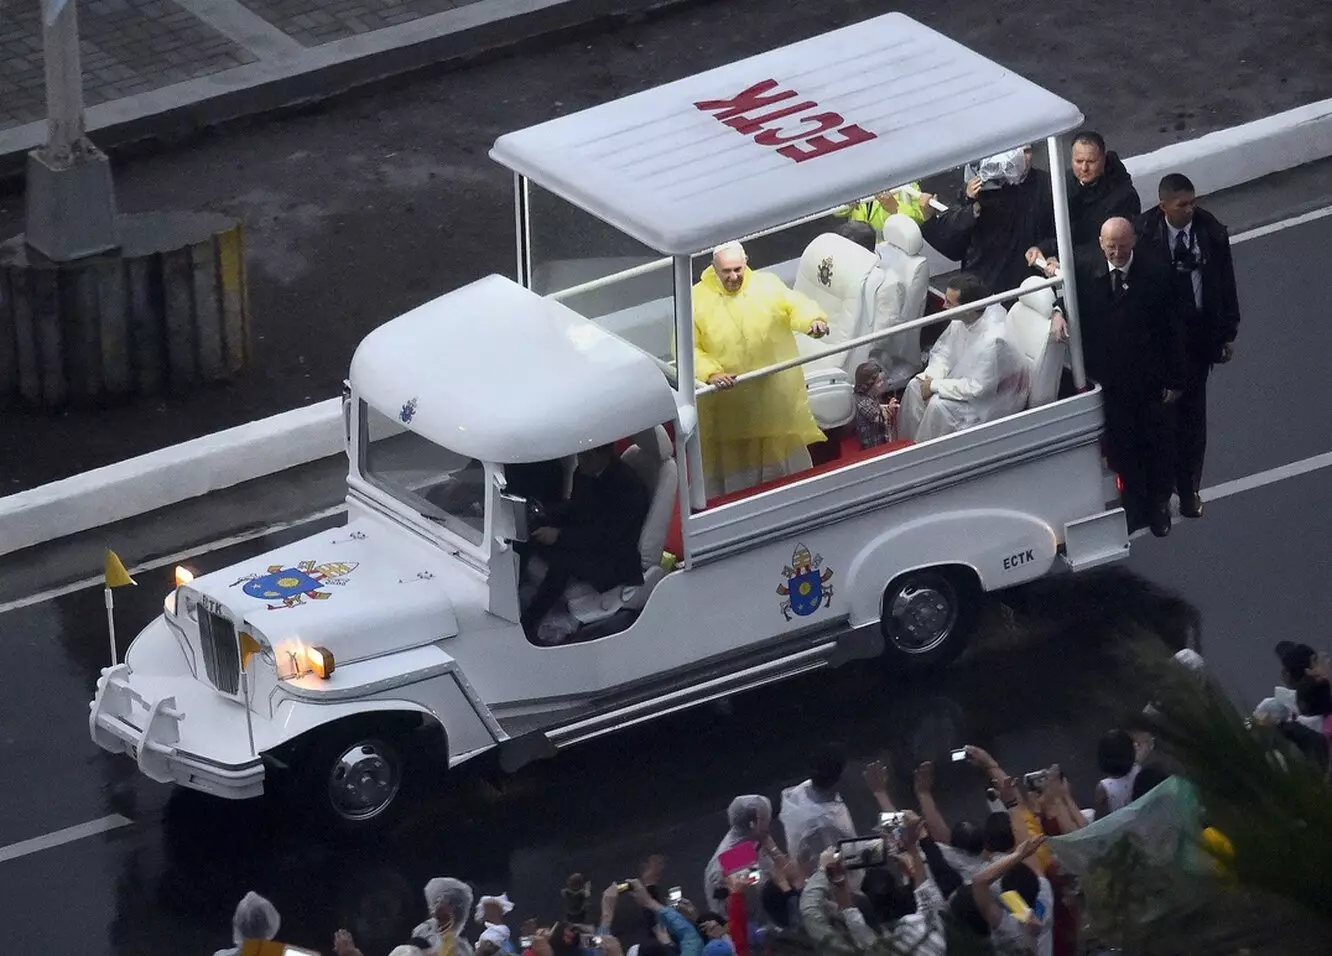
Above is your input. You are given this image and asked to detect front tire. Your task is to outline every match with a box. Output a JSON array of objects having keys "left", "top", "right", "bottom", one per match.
[
  {"left": 302, "top": 722, "right": 410, "bottom": 833},
  {"left": 879, "top": 566, "right": 981, "bottom": 668}
]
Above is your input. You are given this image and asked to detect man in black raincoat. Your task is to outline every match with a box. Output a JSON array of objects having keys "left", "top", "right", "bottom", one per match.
[
  {"left": 1028, "top": 131, "right": 1142, "bottom": 263},
  {"left": 919, "top": 146, "right": 1054, "bottom": 299}
]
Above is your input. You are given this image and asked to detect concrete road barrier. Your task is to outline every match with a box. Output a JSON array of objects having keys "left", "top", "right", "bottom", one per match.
[
  {"left": 1, "top": 97, "right": 1330, "bottom": 557},
  {"left": 0, "top": 398, "right": 343, "bottom": 557},
  {"left": 1123, "top": 98, "right": 1332, "bottom": 212}
]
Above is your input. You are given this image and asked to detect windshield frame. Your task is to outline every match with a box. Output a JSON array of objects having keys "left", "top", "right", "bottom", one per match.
[{"left": 356, "top": 399, "right": 493, "bottom": 555}]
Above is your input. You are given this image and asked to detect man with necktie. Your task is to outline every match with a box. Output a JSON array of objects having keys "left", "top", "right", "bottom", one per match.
[
  {"left": 1136, "top": 174, "right": 1242, "bottom": 518},
  {"left": 1068, "top": 217, "right": 1186, "bottom": 537}
]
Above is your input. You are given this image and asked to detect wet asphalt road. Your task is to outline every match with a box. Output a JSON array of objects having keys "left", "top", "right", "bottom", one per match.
[
  {"left": 3, "top": 0, "right": 1332, "bottom": 490},
  {"left": 2, "top": 208, "right": 1330, "bottom": 954}
]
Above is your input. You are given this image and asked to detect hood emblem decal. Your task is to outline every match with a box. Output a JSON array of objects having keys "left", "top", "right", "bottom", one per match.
[{"left": 230, "top": 559, "right": 361, "bottom": 610}]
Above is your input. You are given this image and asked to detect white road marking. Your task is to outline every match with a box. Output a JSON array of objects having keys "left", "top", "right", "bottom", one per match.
[
  {"left": 1128, "top": 448, "right": 1332, "bottom": 541},
  {"left": 0, "top": 503, "right": 347, "bottom": 616},
  {"left": 0, "top": 813, "right": 133, "bottom": 864},
  {"left": 1204, "top": 449, "right": 1332, "bottom": 501},
  {"left": 1232, "top": 204, "right": 1332, "bottom": 244}
]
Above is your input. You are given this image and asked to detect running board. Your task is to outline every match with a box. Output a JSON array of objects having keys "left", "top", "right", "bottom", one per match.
[{"left": 497, "top": 642, "right": 839, "bottom": 772}]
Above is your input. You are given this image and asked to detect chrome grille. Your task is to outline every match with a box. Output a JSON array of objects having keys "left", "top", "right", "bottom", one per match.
[{"left": 198, "top": 606, "right": 240, "bottom": 694}]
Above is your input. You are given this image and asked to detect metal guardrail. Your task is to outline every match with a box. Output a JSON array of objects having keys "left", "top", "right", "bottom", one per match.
[{"left": 691, "top": 275, "right": 1064, "bottom": 396}]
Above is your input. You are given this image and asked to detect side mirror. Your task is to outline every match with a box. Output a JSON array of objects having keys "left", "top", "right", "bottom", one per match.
[{"left": 499, "top": 492, "right": 528, "bottom": 543}]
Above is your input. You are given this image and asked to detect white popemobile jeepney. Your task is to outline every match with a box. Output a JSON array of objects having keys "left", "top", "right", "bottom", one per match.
[{"left": 89, "top": 13, "right": 1132, "bottom": 828}]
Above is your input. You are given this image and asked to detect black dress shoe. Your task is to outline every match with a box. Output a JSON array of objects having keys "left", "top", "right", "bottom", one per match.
[
  {"left": 1180, "top": 492, "right": 1204, "bottom": 518},
  {"left": 1150, "top": 509, "right": 1172, "bottom": 538}
]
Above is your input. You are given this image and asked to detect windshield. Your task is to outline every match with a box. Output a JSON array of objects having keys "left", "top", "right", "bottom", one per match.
[{"left": 360, "top": 401, "right": 486, "bottom": 545}]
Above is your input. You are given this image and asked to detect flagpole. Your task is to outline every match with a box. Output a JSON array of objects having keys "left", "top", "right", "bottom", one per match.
[
  {"left": 241, "top": 664, "right": 256, "bottom": 756},
  {"left": 104, "top": 586, "right": 118, "bottom": 667}
]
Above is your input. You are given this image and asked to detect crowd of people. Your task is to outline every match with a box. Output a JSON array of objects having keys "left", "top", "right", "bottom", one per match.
[
  {"left": 211, "top": 640, "right": 1332, "bottom": 956},
  {"left": 691, "top": 131, "right": 1242, "bottom": 539}
]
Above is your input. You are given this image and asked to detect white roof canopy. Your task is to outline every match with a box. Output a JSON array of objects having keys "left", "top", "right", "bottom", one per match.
[
  {"left": 350, "top": 275, "right": 678, "bottom": 463},
  {"left": 490, "top": 12, "right": 1084, "bottom": 254}
]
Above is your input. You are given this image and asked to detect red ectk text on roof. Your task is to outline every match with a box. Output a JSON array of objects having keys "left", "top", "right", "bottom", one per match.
[{"left": 693, "top": 79, "right": 878, "bottom": 164}]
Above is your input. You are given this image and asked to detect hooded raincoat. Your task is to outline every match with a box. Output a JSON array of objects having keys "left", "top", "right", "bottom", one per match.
[
  {"left": 415, "top": 878, "right": 477, "bottom": 956},
  {"left": 921, "top": 152, "right": 1054, "bottom": 297},
  {"left": 778, "top": 781, "right": 857, "bottom": 875},
  {"left": 703, "top": 795, "right": 775, "bottom": 905},
  {"left": 898, "top": 304, "right": 1030, "bottom": 442},
  {"left": 690, "top": 267, "right": 827, "bottom": 497},
  {"left": 1037, "top": 151, "right": 1141, "bottom": 257}
]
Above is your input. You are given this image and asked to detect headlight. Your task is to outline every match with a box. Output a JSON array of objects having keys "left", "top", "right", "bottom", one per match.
[
  {"left": 174, "top": 566, "right": 194, "bottom": 587},
  {"left": 274, "top": 640, "right": 335, "bottom": 680},
  {"left": 307, "top": 645, "right": 336, "bottom": 680}
]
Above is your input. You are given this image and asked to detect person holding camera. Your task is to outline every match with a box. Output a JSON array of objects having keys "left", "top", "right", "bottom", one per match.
[
  {"left": 626, "top": 879, "right": 704, "bottom": 956},
  {"left": 798, "top": 811, "right": 946, "bottom": 956}
]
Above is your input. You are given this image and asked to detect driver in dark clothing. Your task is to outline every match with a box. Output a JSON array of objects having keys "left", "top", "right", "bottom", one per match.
[{"left": 520, "top": 444, "right": 650, "bottom": 637}]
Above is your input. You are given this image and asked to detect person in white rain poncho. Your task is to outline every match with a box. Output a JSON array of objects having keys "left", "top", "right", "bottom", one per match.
[
  {"left": 213, "top": 891, "right": 280, "bottom": 956},
  {"left": 703, "top": 794, "right": 776, "bottom": 905},
  {"left": 473, "top": 893, "right": 516, "bottom": 953},
  {"left": 898, "top": 272, "right": 1030, "bottom": 443},
  {"left": 779, "top": 744, "right": 857, "bottom": 877},
  {"left": 413, "top": 877, "right": 476, "bottom": 956}
]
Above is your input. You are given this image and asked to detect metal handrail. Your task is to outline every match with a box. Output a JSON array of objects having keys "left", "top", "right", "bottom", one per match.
[
  {"left": 691, "top": 275, "right": 1065, "bottom": 397},
  {"left": 547, "top": 186, "right": 947, "bottom": 303}
]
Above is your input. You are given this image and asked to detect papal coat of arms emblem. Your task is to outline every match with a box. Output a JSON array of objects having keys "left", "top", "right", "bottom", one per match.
[
  {"left": 817, "top": 256, "right": 834, "bottom": 287},
  {"left": 776, "top": 543, "right": 834, "bottom": 620},
  {"left": 230, "top": 560, "right": 360, "bottom": 610}
]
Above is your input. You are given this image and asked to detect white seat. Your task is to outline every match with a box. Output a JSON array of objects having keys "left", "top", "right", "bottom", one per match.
[
  {"left": 873, "top": 214, "right": 931, "bottom": 389},
  {"left": 791, "top": 233, "right": 893, "bottom": 430},
  {"left": 1004, "top": 276, "right": 1066, "bottom": 409},
  {"left": 566, "top": 426, "right": 677, "bottom": 625}
]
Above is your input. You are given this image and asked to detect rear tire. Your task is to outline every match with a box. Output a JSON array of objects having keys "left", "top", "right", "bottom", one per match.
[{"left": 879, "top": 566, "right": 981, "bottom": 668}]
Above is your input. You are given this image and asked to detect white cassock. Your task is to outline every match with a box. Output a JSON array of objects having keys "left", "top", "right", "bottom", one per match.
[{"left": 898, "top": 303, "right": 1030, "bottom": 441}]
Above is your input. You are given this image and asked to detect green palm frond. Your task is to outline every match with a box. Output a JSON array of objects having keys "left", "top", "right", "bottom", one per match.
[{"left": 1123, "top": 640, "right": 1332, "bottom": 926}]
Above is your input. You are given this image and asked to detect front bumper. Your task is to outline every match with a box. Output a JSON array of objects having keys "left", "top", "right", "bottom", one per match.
[{"left": 89, "top": 663, "right": 266, "bottom": 800}]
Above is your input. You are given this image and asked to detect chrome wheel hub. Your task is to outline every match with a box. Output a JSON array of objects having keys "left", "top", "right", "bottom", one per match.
[
  {"left": 889, "top": 580, "right": 958, "bottom": 654},
  {"left": 327, "top": 741, "right": 401, "bottom": 822}
]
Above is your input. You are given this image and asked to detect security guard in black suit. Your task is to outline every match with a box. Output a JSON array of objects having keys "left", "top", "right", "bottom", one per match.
[
  {"left": 1136, "top": 173, "right": 1241, "bottom": 518},
  {"left": 1070, "top": 217, "right": 1186, "bottom": 537}
]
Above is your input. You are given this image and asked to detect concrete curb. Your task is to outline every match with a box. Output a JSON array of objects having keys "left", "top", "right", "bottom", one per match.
[
  {"left": 1122, "top": 98, "right": 1332, "bottom": 212},
  {"left": 0, "top": 0, "right": 706, "bottom": 178},
  {"left": 0, "top": 398, "right": 342, "bottom": 557},
  {"left": 1, "top": 97, "right": 1330, "bottom": 558}
]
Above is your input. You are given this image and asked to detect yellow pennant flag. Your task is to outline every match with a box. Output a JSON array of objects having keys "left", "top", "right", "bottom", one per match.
[
  {"left": 104, "top": 550, "right": 136, "bottom": 588},
  {"left": 239, "top": 632, "right": 264, "bottom": 669}
]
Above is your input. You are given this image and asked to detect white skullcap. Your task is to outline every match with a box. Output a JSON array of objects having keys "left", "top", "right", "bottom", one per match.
[
  {"left": 232, "top": 891, "right": 280, "bottom": 945},
  {"left": 713, "top": 241, "right": 746, "bottom": 258}
]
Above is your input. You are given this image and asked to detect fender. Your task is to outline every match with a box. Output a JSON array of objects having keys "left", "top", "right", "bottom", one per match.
[
  {"left": 846, "top": 508, "right": 1057, "bottom": 626},
  {"left": 271, "top": 676, "right": 498, "bottom": 765}
]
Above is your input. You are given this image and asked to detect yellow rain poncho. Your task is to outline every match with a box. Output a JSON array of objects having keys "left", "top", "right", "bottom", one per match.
[{"left": 691, "top": 266, "right": 827, "bottom": 497}]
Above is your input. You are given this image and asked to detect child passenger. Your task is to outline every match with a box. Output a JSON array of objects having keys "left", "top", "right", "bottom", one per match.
[{"left": 853, "top": 361, "right": 899, "bottom": 450}]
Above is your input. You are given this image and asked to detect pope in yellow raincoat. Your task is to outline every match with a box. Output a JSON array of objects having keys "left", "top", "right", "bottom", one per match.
[{"left": 690, "top": 242, "right": 829, "bottom": 497}]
